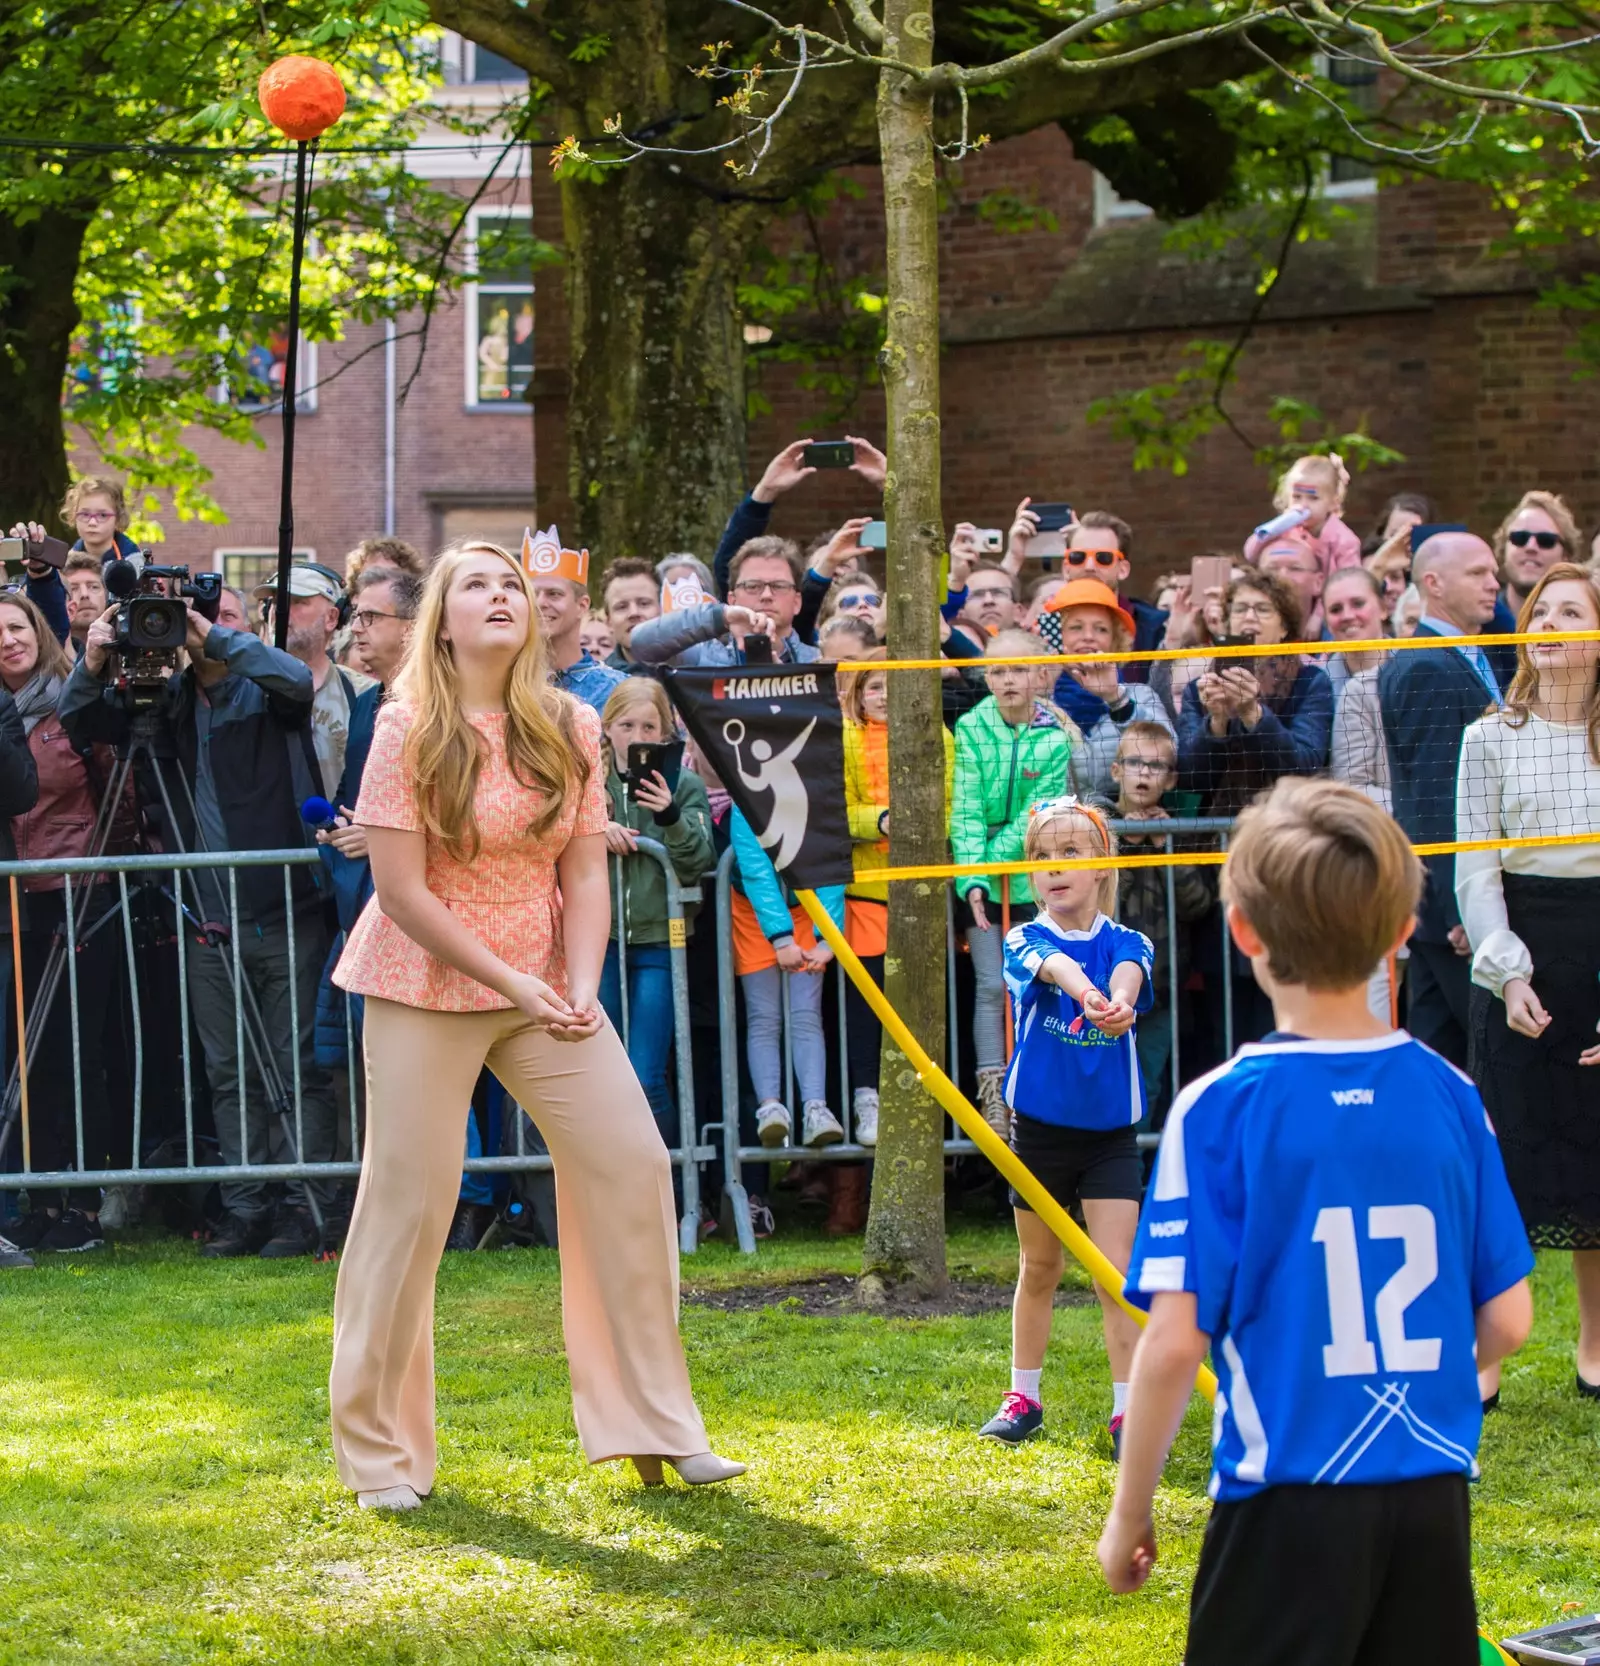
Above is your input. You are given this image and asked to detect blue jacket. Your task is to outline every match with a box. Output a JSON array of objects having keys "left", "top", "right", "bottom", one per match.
[
  {"left": 1176, "top": 661, "right": 1333, "bottom": 818},
  {"left": 729, "top": 808, "right": 844, "bottom": 946},
  {"left": 319, "top": 681, "right": 384, "bottom": 935}
]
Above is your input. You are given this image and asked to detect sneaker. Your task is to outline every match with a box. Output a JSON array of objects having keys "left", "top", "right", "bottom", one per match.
[
  {"left": 853, "top": 1088, "right": 879, "bottom": 1148},
  {"left": 697, "top": 1203, "right": 720, "bottom": 1242},
  {"left": 756, "top": 1100, "right": 792, "bottom": 1148},
  {"left": 1108, "top": 1413, "right": 1125, "bottom": 1462},
  {"left": 9, "top": 1210, "right": 58, "bottom": 1252},
  {"left": 976, "top": 1069, "right": 1010, "bottom": 1140},
  {"left": 978, "top": 1390, "right": 1043, "bottom": 1445},
  {"left": 98, "top": 1185, "right": 142, "bottom": 1232},
  {"left": 0, "top": 1233, "right": 35, "bottom": 1270},
  {"left": 38, "top": 1210, "right": 104, "bottom": 1253},
  {"left": 202, "top": 1211, "right": 275, "bottom": 1259},
  {"left": 259, "top": 1206, "right": 320, "bottom": 1260},
  {"left": 802, "top": 1101, "right": 845, "bottom": 1149},
  {"left": 444, "top": 1201, "right": 495, "bottom": 1253},
  {"left": 748, "top": 1194, "right": 776, "bottom": 1240}
]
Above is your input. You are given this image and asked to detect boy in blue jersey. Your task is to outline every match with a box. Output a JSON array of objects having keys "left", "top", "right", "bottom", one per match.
[
  {"left": 976, "top": 798, "right": 1155, "bottom": 1454},
  {"left": 1097, "top": 778, "right": 1534, "bottom": 1666}
]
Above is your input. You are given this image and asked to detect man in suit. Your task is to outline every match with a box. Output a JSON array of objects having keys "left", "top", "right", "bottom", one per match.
[{"left": 1379, "top": 531, "right": 1506, "bottom": 1066}]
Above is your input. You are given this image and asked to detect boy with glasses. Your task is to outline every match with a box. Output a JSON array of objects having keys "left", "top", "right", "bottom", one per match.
[
  {"left": 629, "top": 536, "right": 820, "bottom": 668},
  {"left": 1111, "top": 723, "right": 1212, "bottom": 1121},
  {"left": 1494, "top": 489, "right": 1580, "bottom": 617}
]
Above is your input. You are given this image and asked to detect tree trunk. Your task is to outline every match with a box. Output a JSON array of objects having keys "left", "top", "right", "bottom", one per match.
[
  {"left": 0, "top": 207, "right": 90, "bottom": 530},
  {"left": 559, "top": 160, "right": 751, "bottom": 562},
  {"left": 859, "top": 2, "right": 949, "bottom": 1303}
]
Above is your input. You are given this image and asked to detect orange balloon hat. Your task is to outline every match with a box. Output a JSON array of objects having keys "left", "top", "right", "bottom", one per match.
[{"left": 258, "top": 56, "right": 346, "bottom": 141}]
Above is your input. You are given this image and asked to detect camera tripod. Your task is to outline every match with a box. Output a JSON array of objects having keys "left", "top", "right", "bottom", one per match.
[{"left": 0, "top": 706, "right": 329, "bottom": 1246}]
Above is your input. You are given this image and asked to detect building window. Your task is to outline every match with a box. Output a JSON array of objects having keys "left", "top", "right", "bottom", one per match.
[
  {"left": 214, "top": 548, "right": 318, "bottom": 603},
  {"left": 1323, "top": 54, "right": 1379, "bottom": 191},
  {"left": 65, "top": 299, "right": 141, "bottom": 405},
  {"left": 218, "top": 330, "right": 319, "bottom": 415},
  {"left": 439, "top": 32, "right": 527, "bottom": 86},
  {"left": 466, "top": 208, "right": 534, "bottom": 408},
  {"left": 469, "top": 43, "right": 525, "bottom": 82}
]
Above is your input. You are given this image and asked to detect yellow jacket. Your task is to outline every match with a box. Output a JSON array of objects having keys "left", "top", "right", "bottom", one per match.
[{"left": 843, "top": 717, "right": 955, "bottom": 903}]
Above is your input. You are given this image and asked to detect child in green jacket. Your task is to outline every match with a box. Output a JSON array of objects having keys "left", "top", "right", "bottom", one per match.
[{"left": 952, "top": 628, "right": 1079, "bottom": 1135}]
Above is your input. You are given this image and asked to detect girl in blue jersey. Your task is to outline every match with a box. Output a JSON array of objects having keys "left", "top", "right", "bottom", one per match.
[{"left": 977, "top": 798, "right": 1154, "bottom": 1456}]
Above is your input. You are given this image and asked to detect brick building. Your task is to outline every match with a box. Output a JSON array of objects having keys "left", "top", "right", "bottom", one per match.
[{"left": 132, "top": 63, "right": 1600, "bottom": 602}]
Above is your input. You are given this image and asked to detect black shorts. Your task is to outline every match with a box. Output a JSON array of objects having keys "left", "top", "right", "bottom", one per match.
[
  {"left": 1006, "top": 1113, "right": 1142, "bottom": 1212},
  {"left": 1186, "top": 1475, "right": 1477, "bottom": 1666}
]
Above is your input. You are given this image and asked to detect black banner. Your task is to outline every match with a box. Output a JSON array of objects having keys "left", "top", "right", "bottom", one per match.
[{"left": 663, "top": 663, "right": 854, "bottom": 890}]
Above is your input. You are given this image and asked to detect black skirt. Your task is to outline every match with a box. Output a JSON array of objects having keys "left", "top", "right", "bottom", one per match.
[{"left": 1469, "top": 873, "right": 1600, "bottom": 1250}]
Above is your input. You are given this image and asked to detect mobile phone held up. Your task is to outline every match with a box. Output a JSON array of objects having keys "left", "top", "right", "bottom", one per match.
[
  {"left": 1030, "top": 502, "right": 1074, "bottom": 532},
  {"left": 1212, "top": 633, "right": 1257, "bottom": 675},
  {"left": 860, "top": 520, "right": 887, "bottom": 549},
  {"left": 625, "top": 740, "right": 685, "bottom": 803},
  {"left": 803, "top": 440, "right": 855, "bottom": 470}
]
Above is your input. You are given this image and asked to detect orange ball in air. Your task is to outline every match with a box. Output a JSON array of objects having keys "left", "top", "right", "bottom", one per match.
[{"left": 258, "top": 55, "right": 346, "bottom": 141}]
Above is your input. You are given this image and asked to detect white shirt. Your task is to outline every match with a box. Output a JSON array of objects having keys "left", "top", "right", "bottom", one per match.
[{"left": 1454, "top": 710, "right": 1600, "bottom": 995}]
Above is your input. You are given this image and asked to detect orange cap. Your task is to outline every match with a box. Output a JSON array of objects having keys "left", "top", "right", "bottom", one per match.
[
  {"left": 1041, "top": 576, "right": 1136, "bottom": 639},
  {"left": 521, "top": 525, "right": 589, "bottom": 587}
]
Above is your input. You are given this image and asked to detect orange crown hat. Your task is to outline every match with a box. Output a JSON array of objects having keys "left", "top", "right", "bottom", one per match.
[
  {"left": 1041, "top": 576, "right": 1137, "bottom": 640},
  {"left": 520, "top": 525, "right": 589, "bottom": 586},
  {"left": 661, "top": 573, "right": 711, "bottom": 613}
]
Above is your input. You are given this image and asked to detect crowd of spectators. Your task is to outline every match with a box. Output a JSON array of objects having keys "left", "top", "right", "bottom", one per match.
[{"left": 1, "top": 451, "right": 1597, "bottom": 1263}]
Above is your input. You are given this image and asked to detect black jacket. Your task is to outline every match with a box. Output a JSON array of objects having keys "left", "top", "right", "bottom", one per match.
[
  {"left": 1379, "top": 635, "right": 1506, "bottom": 943},
  {"left": 58, "top": 625, "right": 320, "bottom": 922},
  {"left": 0, "top": 689, "right": 42, "bottom": 932}
]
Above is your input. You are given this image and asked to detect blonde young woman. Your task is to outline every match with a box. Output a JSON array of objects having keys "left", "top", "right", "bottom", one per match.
[{"left": 328, "top": 542, "right": 742, "bottom": 1509}]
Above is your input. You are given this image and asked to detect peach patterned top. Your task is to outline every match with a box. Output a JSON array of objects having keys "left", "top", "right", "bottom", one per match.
[{"left": 333, "top": 699, "right": 608, "bottom": 1012}]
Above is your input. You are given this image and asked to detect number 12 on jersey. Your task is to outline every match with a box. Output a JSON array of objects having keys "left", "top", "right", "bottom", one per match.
[{"left": 1312, "top": 1205, "right": 1443, "bottom": 1378}]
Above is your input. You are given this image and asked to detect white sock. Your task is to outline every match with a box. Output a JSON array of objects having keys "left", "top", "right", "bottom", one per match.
[
  {"left": 1112, "top": 1381, "right": 1130, "bottom": 1419},
  {"left": 1011, "top": 1366, "right": 1043, "bottom": 1401}
]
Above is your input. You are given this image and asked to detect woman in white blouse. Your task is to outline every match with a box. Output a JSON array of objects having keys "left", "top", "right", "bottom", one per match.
[{"left": 1456, "top": 562, "right": 1600, "bottom": 1404}]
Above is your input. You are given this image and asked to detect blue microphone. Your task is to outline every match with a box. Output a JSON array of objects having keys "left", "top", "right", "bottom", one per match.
[{"left": 301, "top": 795, "right": 338, "bottom": 834}]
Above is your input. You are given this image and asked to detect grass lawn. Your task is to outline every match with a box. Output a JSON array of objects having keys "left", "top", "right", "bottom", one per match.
[{"left": 2, "top": 1218, "right": 1598, "bottom": 1665}]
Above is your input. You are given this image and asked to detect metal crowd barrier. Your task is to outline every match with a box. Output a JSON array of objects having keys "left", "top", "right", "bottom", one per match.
[
  {"left": 0, "top": 840, "right": 712, "bottom": 1254},
  {"left": 1, "top": 825, "right": 1240, "bottom": 1260}
]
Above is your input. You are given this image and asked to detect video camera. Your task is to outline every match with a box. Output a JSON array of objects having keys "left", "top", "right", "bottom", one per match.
[{"left": 103, "top": 558, "right": 224, "bottom": 701}]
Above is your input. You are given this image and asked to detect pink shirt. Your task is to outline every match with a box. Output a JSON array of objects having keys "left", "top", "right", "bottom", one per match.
[{"left": 333, "top": 699, "right": 608, "bottom": 1012}]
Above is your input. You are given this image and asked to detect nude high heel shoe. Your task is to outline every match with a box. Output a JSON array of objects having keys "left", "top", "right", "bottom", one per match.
[
  {"left": 357, "top": 1484, "right": 422, "bottom": 1511},
  {"left": 629, "top": 1453, "right": 746, "bottom": 1486}
]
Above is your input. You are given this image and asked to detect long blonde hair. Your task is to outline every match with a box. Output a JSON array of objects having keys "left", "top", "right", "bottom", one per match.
[
  {"left": 1500, "top": 561, "right": 1600, "bottom": 765},
  {"left": 599, "top": 677, "right": 676, "bottom": 776},
  {"left": 395, "top": 540, "right": 592, "bottom": 860},
  {"left": 1024, "top": 797, "right": 1120, "bottom": 916}
]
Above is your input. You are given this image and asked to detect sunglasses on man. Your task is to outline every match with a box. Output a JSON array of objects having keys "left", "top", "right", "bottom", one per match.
[
  {"left": 1064, "top": 547, "right": 1123, "bottom": 569},
  {"left": 1506, "top": 529, "right": 1564, "bottom": 551}
]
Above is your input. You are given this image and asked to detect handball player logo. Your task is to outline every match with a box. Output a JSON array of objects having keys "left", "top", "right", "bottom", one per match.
[
  {"left": 662, "top": 663, "right": 853, "bottom": 889},
  {"left": 723, "top": 715, "right": 816, "bottom": 870}
]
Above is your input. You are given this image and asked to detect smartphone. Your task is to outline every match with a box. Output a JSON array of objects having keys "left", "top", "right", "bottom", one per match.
[
  {"left": 626, "top": 740, "right": 685, "bottom": 802},
  {"left": 0, "top": 538, "right": 25, "bottom": 569},
  {"left": 1189, "top": 555, "right": 1232, "bottom": 602},
  {"left": 1030, "top": 530, "right": 1068, "bottom": 562},
  {"left": 1212, "top": 633, "right": 1257, "bottom": 675},
  {"left": 1030, "top": 502, "right": 1074, "bottom": 532},
  {"left": 742, "top": 633, "right": 774, "bottom": 664},
  {"left": 860, "top": 520, "right": 887, "bottom": 548},
  {"left": 803, "top": 440, "right": 855, "bottom": 469}
]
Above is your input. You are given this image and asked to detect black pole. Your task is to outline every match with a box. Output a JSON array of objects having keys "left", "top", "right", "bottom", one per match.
[{"left": 273, "top": 138, "right": 314, "bottom": 649}]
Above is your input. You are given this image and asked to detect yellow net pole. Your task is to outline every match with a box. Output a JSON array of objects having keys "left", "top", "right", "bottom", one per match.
[{"left": 794, "top": 886, "right": 1218, "bottom": 1405}]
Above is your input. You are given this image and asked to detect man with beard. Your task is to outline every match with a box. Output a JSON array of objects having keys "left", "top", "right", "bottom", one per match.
[{"left": 255, "top": 563, "right": 374, "bottom": 798}]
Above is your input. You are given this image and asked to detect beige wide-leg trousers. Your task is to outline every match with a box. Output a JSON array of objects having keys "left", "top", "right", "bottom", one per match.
[{"left": 330, "top": 996, "right": 709, "bottom": 1494}]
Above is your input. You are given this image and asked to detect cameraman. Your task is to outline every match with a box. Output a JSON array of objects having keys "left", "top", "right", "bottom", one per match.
[{"left": 60, "top": 592, "right": 339, "bottom": 1260}]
